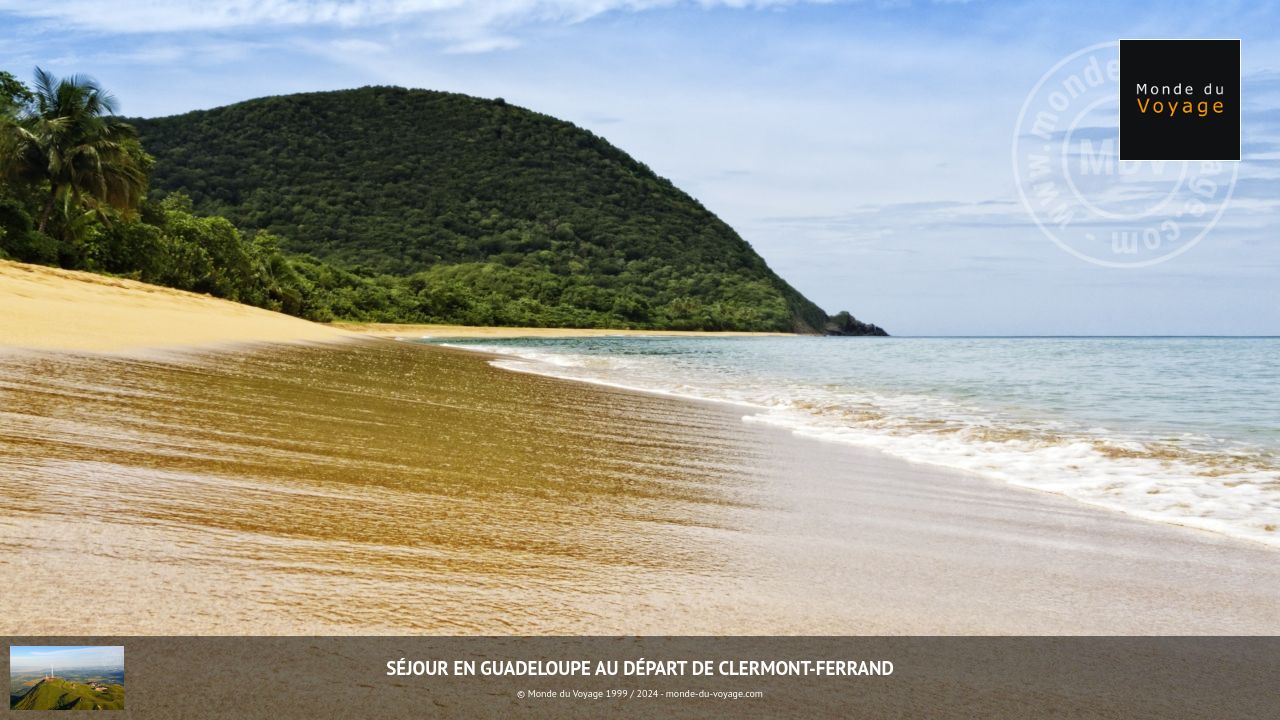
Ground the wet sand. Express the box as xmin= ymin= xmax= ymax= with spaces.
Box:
xmin=2 ymin=338 xmax=1277 ymax=635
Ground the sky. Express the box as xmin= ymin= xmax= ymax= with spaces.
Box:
xmin=9 ymin=646 xmax=124 ymax=671
xmin=1 ymin=0 xmax=1278 ymax=334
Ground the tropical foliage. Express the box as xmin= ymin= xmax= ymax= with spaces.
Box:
xmin=3 ymin=71 xmax=881 ymax=333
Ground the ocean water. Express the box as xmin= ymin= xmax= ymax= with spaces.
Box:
xmin=429 ymin=336 xmax=1280 ymax=547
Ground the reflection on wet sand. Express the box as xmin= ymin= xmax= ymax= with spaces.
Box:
xmin=0 ymin=339 xmax=768 ymax=633
xmin=4 ymin=338 xmax=1280 ymax=635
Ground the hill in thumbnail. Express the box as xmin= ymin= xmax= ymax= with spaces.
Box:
xmin=10 ymin=677 xmax=123 ymax=711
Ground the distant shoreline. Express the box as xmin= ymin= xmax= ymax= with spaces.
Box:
xmin=338 ymin=322 xmax=795 ymax=340
xmin=0 ymin=259 xmax=795 ymax=354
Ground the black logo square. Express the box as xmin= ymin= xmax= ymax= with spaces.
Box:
xmin=1120 ymin=39 xmax=1240 ymax=160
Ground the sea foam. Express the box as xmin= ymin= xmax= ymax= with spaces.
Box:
xmin=439 ymin=338 xmax=1280 ymax=548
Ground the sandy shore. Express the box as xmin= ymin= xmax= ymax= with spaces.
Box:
xmin=0 ymin=260 xmax=790 ymax=353
xmin=0 ymin=260 xmax=352 ymax=351
xmin=2 ymin=337 xmax=1277 ymax=635
xmin=1 ymin=264 xmax=1277 ymax=634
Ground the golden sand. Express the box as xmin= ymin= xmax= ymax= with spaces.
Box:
xmin=2 ymin=338 xmax=1279 ymax=635
xmin=2 ymin=263 xmax=1278 ymax=635
xmin=0 ymin=260 xmax=352 ymax=352
xmin=0 ymin=260 xmax=791 ymax=354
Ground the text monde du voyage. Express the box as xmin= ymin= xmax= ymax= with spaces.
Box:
xmin=1134 ymin=82 xmax=1228 ymax=118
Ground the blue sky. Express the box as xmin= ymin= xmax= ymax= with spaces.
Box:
xmin=9 ymin=646 xmax=124 ymax=671
xmin=1 ymin=0 xmax=1277 ymax=334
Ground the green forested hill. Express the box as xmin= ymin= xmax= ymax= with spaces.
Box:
xmin=129 ymin=87 xmax=831 ymax=332
xmin=11 ymin=678 xmax=124 ymax=710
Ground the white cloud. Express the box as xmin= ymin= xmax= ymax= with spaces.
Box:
xmin=442 ymin=35 xmax=523 ymax=54
xmin=330 ymin=37 xmax=390 ymax=54
xmin=0 ymin=1 xmax=824 ymax=35
xmin=0 ymin=1 xmax=838 ymax=57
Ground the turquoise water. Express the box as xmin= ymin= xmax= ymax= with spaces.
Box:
xmin=425 ymin=336 xmax=1280 ymax=547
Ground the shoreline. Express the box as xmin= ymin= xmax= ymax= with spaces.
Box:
xmin=337 ymin=322 xmax=797 ymax=339
xmin=435 ymin=339 xmax=1280 ymax=552
xmin=2 ymin=264 xmax=1277 ymax=634
xmin=2 ymin=337 xmax=1278 ymax=634
xmin=0 ymin=260 xmax=795 ymax=353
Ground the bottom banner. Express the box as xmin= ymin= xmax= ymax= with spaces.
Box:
xmin=4 ymin=637 xmax=1277 ymax=718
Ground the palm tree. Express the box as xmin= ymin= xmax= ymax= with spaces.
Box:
xmin=3 ymin=67 xmax=147 ymax=237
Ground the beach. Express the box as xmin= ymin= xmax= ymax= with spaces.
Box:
xmin=0 ymin=260 xmax=787 ymax=351
xmin=0 ymin=260 xmax=353 ymax=352
xmin=1 ymin=261 xmax=1278 ymax=635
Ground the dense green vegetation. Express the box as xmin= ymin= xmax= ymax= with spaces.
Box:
xmin=131 ymin=86 xmax=850 ymax=331
xmin=10 ymin=678 xmax=124 ymax=710
xmin=0 ymin=69 xmax=362 ymax=321
xmin=3 ymin=69 xmax=884 ymax=333
xmin=827 ymin=310 xmax=887 ymax=336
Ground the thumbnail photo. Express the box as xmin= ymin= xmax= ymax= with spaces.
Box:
xmin=9 ymin=646 xmax=124 ymax=711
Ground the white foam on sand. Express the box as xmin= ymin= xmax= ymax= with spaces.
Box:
xmin=445 ymin=342 xmax=1280 ymax=549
